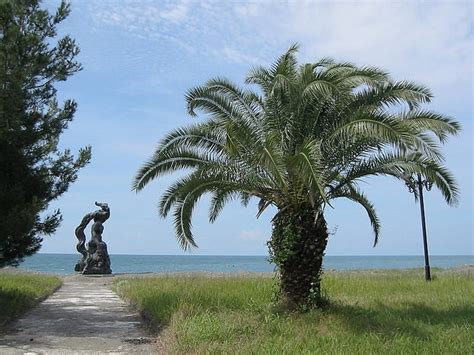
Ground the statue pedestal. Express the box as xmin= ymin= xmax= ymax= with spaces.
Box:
xmin=78 ymin=241 xmax=112 ymax=275
xmin=74 ymin=259 xmax=86 ymax=272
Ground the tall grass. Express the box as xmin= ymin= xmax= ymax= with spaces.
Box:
xmin=115 ymin=270 xmax=473 ymax=354
xmin=0 ymin=273 xmax=62 ymax=325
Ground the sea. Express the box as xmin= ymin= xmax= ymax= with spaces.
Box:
xmin=16 ymin=254 xmax=473 ymax=275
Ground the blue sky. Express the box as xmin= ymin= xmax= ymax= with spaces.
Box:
xmin=40 ymin=0 xmax=472 ymax=256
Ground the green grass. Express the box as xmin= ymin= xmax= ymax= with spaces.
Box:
xmin=115 ymin=270 xmax=473 ymax=354
xmin=0 ymin=272 xmax=62 ymax=325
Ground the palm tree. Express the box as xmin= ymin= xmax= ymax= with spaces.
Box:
xmin=133 ymin=44 xmax=460 ymax=309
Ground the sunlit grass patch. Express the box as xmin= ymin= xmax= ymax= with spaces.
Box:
xmin=115 ymin=270 xmax=473 ymax=354
xmin=0 ymin=272 xmax=62 ymax=325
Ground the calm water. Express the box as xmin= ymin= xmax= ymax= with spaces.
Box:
xmin=15 ymin=254 xmax=473 ymax=275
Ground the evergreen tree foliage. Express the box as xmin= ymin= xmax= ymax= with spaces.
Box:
xmin=0 ymin=0 xmax=91 ymax=267
xmin=134 ymin=45 xmax=460 ymax=308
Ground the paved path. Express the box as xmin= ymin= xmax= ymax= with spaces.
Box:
xmin=0 ymin=275 xmax=158 ymax=354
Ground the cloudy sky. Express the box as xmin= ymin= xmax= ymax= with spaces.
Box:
xmin=41 ymin=0 xmax=472 ymax=256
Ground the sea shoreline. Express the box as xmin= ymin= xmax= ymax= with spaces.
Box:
xmin=2 ymin=264 xmax=472 ymax=278
xmin=8 ymin=254 xmax=473 ymax=276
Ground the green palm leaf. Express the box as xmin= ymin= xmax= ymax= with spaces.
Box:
xmin=134 ymin=44 xmax=460 ymax=252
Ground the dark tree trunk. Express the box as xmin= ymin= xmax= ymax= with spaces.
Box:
xmin=268 ymin=206 xmax=329 ymax=309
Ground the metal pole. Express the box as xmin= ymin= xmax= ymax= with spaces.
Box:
xmin=417 ymin=174 xmax=431 ymax=281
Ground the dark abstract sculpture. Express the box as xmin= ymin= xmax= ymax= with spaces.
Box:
xmin=74 ymin=202 xmax=112 ymax=274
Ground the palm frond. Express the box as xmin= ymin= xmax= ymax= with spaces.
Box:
xmin=157 ymin=122 xmax=225 ymax=156
xmin=258 ymin=133 xmax=287 ymax=189
xmin=287 ymin=139 xmax=328 ymax=205
xmin=335 ymin=152 xmax=459 ymax=206
xmin=398 ymin=111 xmax=461 ymax=143
xmin=332 ymin=184 xmax=380 ymax=245
xmin=336 ymin=66 xmax=390 ymax=87
xmin=301 ymin=78 xmax=339 ymax=102
xmin=171 ymin=176 xmax=236 ymax=250
xmin=209 ymin=189 xmax=237 ymax=222
xmin=245 ymin=65 xmax=273 ymax=94
xmin=326 ymin=113 xmax=415 ymax=149
xmin=185 ymin=86 xmax=241 ymax=121
xmin=269 ymin=43 xmax=299 ymax=79
xmin=133 ymin=148 xmax=223 ymax=191
xmin=350 ymin=81 xmax=432 ymax=111
xmin=201 ymin=78 xmax=263 ymax=130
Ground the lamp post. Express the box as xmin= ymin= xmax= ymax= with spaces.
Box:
xmin=404 ymin=173 xmax=433 ymax=281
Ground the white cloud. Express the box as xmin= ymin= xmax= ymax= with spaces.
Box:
xmin=235 ymin=1 xmax=472 ymax=113
xmin=79 ymin=0 xmax=472 ymax=114
xmin=234 ymin=3 xmax=260 ymax=17
xmin=86 ymin=0 xmax=189 ymax=25
xmin=161 ymin=2 xmax=188 ymax=23
xmin=216 ymin=46 xmax=263 ymax=65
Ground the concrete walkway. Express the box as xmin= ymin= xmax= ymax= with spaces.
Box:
xmin=0 ymin=275 xmax=158 ymax=354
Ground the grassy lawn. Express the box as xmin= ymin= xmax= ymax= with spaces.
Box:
xmin=0 ymin=272 xmax=62 ymax=326
xmin=115 ymin=270 xmax=473 ymax=354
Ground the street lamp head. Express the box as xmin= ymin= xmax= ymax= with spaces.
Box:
xmin=425 ymin=180 xmax=433 ymax=191
xmin=401 ymin=171 xmax=416 ymax=193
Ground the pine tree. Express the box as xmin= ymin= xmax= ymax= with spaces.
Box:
xmin=0 ymin=0 xmax=91 ymax=267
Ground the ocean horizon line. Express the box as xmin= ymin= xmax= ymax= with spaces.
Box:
xmin=18 ymin=254 xmax=472 ymax=275
xmin=36 ymin=252 xmax=473 ymax=258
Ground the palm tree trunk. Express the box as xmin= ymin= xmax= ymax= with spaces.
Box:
xmin=268 ymin=205 xmax=329 ymax=309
